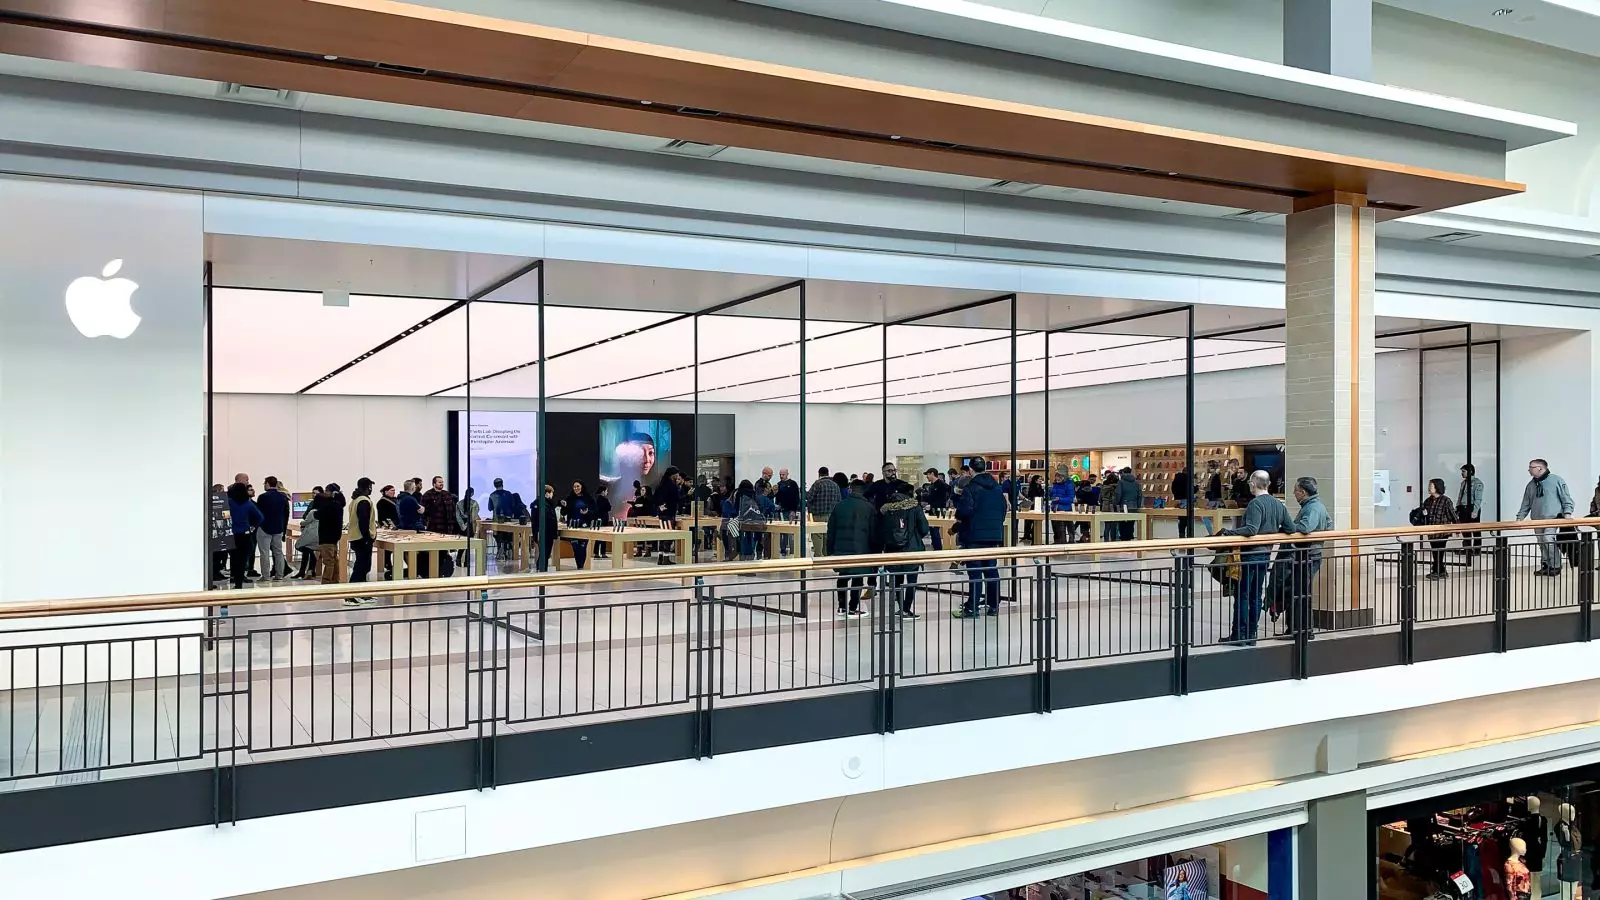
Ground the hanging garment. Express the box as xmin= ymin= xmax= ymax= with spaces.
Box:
xmin=1524 ymin=815 xmax=1550 ymax=872
xmin=1556 ymin=822 xmax=1582 ymax=884
xmin=1480 ymin=835 xmax=1509 ymax=900
xmin=1467 ymin=841 xmax=1485 ymax=897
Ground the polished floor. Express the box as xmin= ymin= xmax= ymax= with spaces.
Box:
xmin=0 ymin=537 xmax=1582 ymax=791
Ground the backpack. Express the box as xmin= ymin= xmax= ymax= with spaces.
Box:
xmin=883 ymin=508 xmax=914 ymax=552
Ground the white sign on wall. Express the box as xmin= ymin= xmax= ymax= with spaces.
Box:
xmin=1374 ymin=469 xmax=1392 ymax=508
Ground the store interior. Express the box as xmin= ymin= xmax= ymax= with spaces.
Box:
xmin=205 ymin=234 xmax=1549 ymax=579
xmin=1374 ymin=763 xmax=1600 ymax=900
xmin=952 ymin=832 xmax=1287 ymax=900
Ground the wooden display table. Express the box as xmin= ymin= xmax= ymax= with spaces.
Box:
xmin=479 ymin=520 xmax=532 ymax=568
xmin=376 ymin=529 xmax=487 ymax=582
xmin=1142 ymin=507 xmax=1244 ymax=535
xmin=1013 ymin=510 xmax=1148 ymax=552
xmin=559 ymin=526 xmax=692 ymax=573
xmin=926 ymin=515 xmax=1011 ymax=548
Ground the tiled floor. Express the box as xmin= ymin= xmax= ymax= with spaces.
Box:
xmin=0 ymin=541 xmax=1583 ymax=791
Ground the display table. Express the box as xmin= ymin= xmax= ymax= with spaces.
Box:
xmin=1013 ymin=510 xmax=1148 ymax=553
xmin=376 ymin=529 xmax=487 ymax=583
xmin=478 ymin=520 xmax=532 ymax=568
xmin=1142 ymin=507 xmax=1243 ymax=535
xmin=558 ymin=526 xmax=692 ymax=574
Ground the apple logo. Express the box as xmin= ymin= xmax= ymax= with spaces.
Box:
xmin=65 ymin=259 xmax=141 ymax=339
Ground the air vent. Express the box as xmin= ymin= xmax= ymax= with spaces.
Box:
xmin=980 ymin=180 xmax=1042 ymax=196
xmin=1424 ymin=231 xmax=1478 ymax=244
xmin=657 ymin=139 xmax=728 ymax=159
xmin=1223 ymin=210 xmax=1278 ymax=223
xmin=675 ymin=106 xmax=722 ymax=117
xmin=215 ymin=83 xmax=300 ymax=107
xmin=374 ymin=61 xmax=430 ymax=76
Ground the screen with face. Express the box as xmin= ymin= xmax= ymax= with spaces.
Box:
xmin=598 ymin=418 xmax=671 ymax=491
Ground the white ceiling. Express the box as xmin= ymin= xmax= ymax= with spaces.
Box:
xmin=1378 ymin=0 xmax=1600 ymax=61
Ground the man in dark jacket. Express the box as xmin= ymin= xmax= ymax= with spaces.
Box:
xmin=1116 ymin=467 xmax=1143 ymax=541
xmin=310 ymin=483 xmax=346 ymax=584
xmin=420 ymin=475 xmax=458 ymax=578
xmin=955 ymin=458 xmax=1007 ymax=617
xmin=919 ymin=468 xmax=952 ymax=512
xmin=825 ymin=480 xmax=880 ymax=616
xmin=880 ymin=480 xmax=930 ymax=618
xmin=774 ymin=467 xmax=801 ymax=557
xmin=255 ymin=476 xmax=292 ymax=580
xmin=1170 ymin=467 xmax=1194 ymax=538
xmin=866 ymin=462 xmax=899 ymax=509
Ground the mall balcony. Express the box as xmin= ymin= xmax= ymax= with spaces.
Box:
xmin=5 ymin=0 xmax=1600 ymax=898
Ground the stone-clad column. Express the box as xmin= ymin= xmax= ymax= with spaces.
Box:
xmin=1284 ymin=193 xmax=1375 ymax=627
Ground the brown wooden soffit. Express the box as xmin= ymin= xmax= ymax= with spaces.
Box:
xmin=0 ymin=0 xmax=1521 ymax=218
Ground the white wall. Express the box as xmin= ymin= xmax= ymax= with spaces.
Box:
xmin=0 ymin=176 xmax=203 ymax=601
xmin=1500 ymin=332 xmax=1597 ymax=515
xmin=212 ymin=394 xmax=923 ymax=494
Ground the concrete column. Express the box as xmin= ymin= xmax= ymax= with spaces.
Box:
xmin=1284 ymin=0 xmax=1373 ymax=80
xmin=1284 ymin=193 xmax=1375 ymax=627
xmin=1298 ymin=791 xmax=1368 ymax=900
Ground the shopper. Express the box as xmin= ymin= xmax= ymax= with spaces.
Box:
xmin=1420 ymin=477 xmax=1457 ymax=581
xmin=345 ymin=478 xmax=377 ymax=603
xmin=1020 ymin=474 xmax=1046 ymax=545
xmin=455 ymin=486 xmax=480 ymax=569
xmin=397 ymin=479 xmax=424 ymax=530
xmin=865 ymin=462 xmax=899 ymax=510
xmin=593 ymin=483 xmax=613 ymax=560
xmin=226 ymin=483 xmax=263 ymax=590
xmin=1170 ymin=466 xmax=1194 ymax=538
xmin=1047 ymin=467 xmax=1074 ymax=544
xmin=919 ymin=468 xmax=951 ymax=513
xmin=293 ymin=507 xmax=320 ymax=579
xmin=1277 ymin=476 xmax=1332 ymax=637
xmin=1516 ymin=458 xmax=1576 ymax=576
xmin=311 ymin=482 xmax=346 ymax=584
xmin=825 ymin=479 xmax=879 ymax=616
xmin=880 ymin=480 xmax=929 ymax=618
xmin=954 ymin=458 xmax=1006 ymax=618
xmin=1098 ymin=471 xmax=1121 ymax=541
xmin=1217 ymin=471 xmax=1289 ymax=646
xmin=1228 ymin=463 xmax=1251 ymax=507
xmin=536 ymin=484 xmax=560 ymax=572
xmin=421 ymin=475 xmax=457 ymax=578
xmin=1203 ymin=459 xmax=1224 ymax=508
xmin=832 ymin=471 xmax=849 ymax=495
xmin=1116 ymin=466 xmax=1142 ymax=541
xmin=755 ymin=466 xmax=774 ymax=497
xmin=1074 ymin=474 xmax=1098 ymax=541
xmin=1456 ymin=463 xmax=1485 ymax=560
xmin=254 ymin=476 xmax=291 ymax=580
xmin=807 ymin=466 xmax=842 ymax=521
xmin=772 ymin=467 xmax=801 ymax=556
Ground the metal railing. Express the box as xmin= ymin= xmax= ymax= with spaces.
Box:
xmin=0 ymin=519 xmax=1594 ymax=798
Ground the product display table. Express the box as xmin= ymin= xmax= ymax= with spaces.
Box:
xmin=1013 ymin=510 xmax=1149 ymax=553
xmin=558 ymin=526 xmax=692 ymax=575
xmin=925 ymin=515 xmax=1011 ymax=549
xmin=376 ymin=530 xmax=487 ymax=584
xmin=478 ymin=520 xmax=532 ymax=567
xmin=1142 ymin=507 xmax=1243 ymax=535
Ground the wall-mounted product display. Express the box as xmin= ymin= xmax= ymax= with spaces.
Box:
xmin=948 ymin=442 xmax=1288 ymax=506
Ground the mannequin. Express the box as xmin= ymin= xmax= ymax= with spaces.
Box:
xmin=1507 ymin=837 xmax=1533 ymax=900
xmin=1556 ymin=802 xmax=1580 ymax=900
xmin=1523 ymin=796 xmax=1550 ymax=895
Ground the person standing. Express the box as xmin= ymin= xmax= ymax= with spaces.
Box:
xmin=293 ymin=507 xmax=320 ymax=579
xmin=1228 ymin=463 xmax=1251 ymax=507
xmin=1021 ymin=474 xmax=1046 ymax=545
xmin=1217 ymin=471 xmax=1290 ymax=646
xmin=593 ymin=483 xmax=613 ymax=560
xmin=397 ymin=479 xmax=424 ymax=530
xmin=344 ymin=478 xmax=377 ymax=603
xmin=1203 ymin=459 xmax=1224 ymax=509
xmin=735 ymin=479 xmax=766 ymax=560
xmin=824 ymin=479 xmax=879 ymax=616
xmin=485 ymin=477 xmax=516 ymax=566
xmin=311 ymin=482 xmax=346 ymax=585
xmin=808 ymin=467 xmax=842 ymax=520
xmin=1098 ymin=471 xmax=1121 ymax=541
xmin=1170 ymin=466 xmax=1194 ymax=539
xmin=754 ymin=466 xmax=774 ymax=498
xmin=1116 ymin=466 xmax=1143 ymax=541
xmin=1280 ymin=476 xmax=1332 ymax=637
xmin=1457 ymin=463 xmax=1485 ymax=559
xmin=1420 ymin=478 xmax=1458 ymax=581
xmin=774 ymin=467 xmax=801 ymax=557
xmin=225 ymin=483 xmax=263 ymax=590
xmin=536 ymin=484 xmax=559 ymax=572
xmin=1516 ymin=458 xmax=1575 ymax=576
xmin=920 ymin=467 xmax=951 ymax=513
xmin=866 ymin=462 xmax=899 ymax=509
xmin=456 ymin=486 xmax=480 ymax=569
xmin=421 ymin=475 xmax=458 ymax=578
xmin=954 ymin=458 xmax=1006 ymax=618
xmin=879 ymin=480 xmax=930 ymax=618
xmin=255 ymin=476 xmax=291 ymax=580
xmin=1048 ymin=467 xmax=1074 ymax=545
xmin=375 ymin=484 xmax=399 ymax=579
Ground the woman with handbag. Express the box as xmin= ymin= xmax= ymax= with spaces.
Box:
xmin=1457 ymin=463 xmax=1484 ymax=559
xmin=1420 ymin=478 xmax=1457 ymax=581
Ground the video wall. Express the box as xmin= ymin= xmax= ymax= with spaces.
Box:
xmin=448 ymin=410 xmax=734 ymax=505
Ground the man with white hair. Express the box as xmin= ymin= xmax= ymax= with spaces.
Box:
xmin=1217 ymin=470 xmax=1290 ymax=646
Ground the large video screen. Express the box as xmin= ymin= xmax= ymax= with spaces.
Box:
xmin=448 ymin=410 xmax=538 ymax=509
xmin=597 ymin=418 xmax=672 ymax=493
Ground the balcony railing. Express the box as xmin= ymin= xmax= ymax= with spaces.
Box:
xmin=0 ymin=519 xmax=1594 ymax=851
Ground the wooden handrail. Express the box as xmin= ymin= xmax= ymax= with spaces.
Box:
xmin=0 ymin=517 xmax=1591 ymax=620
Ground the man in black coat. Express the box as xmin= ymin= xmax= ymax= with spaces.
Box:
xmin=825 ymin=480 xmax=880 ymax=616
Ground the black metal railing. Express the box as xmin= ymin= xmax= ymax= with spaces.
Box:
xmin=1 ymin=521 xmax=1595 ymax=800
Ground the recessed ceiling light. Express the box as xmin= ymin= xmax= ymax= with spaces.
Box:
xmin=1491 ymin=8 xmax=1513 ymax=16
xmin=889 ymin=135 xmax=902 ymax=140
xmin=323 ymin=54 xmax=338 ymax=61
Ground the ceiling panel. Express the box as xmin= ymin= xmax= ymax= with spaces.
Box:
xmin=544 ymin=261 xmax=794 ymax=315
xmin=311 ymin=305 xmax=469 ymax=396
xmin=212 ymin=289 xmax=456 ymax=394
